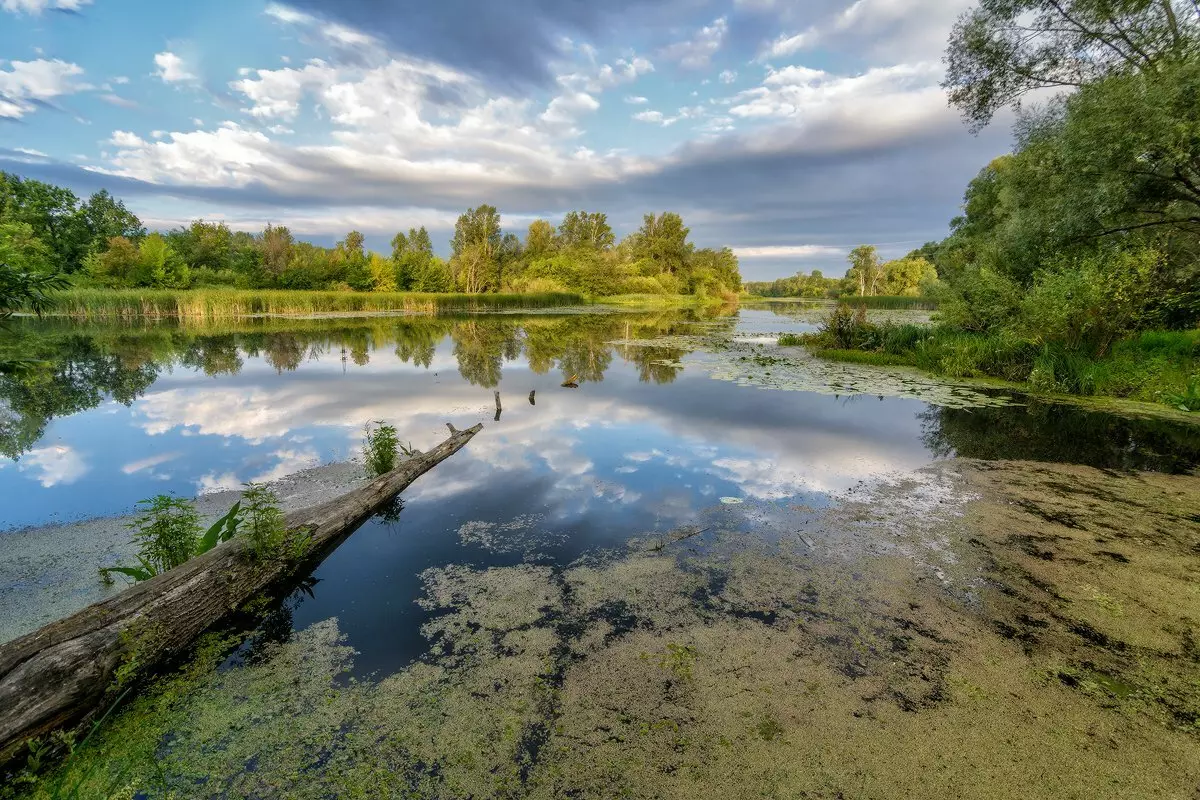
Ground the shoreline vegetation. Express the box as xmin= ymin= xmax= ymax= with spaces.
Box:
xmin=781 ymin=302 xmax=1200 ymax=414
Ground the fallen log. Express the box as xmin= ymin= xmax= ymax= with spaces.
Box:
xmin=0 ymin=422 xmax=483 ymax=766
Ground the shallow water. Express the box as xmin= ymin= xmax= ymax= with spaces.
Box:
xmin=2 ymin=309 xmax=1198 ymax=655
xmin=5 ymin=307 xmax=1200 ymax=798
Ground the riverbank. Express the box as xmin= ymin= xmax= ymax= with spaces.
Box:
xmin=791 ymin=326 xmax=1200 ymax=415
xmin=11 ymin=457 xmax=1199 ymax=799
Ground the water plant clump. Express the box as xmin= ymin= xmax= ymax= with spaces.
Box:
xmin=363 ymin=421 xmax=401 ymax=476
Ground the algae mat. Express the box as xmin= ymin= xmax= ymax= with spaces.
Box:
xmin=609 ymin=328 xmax=1016 ymax=409
xmin=11 ymin=460 xmax=1200 ymax=799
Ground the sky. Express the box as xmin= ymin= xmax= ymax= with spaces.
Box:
xmin=0 ymin=0 xmax=1013 ymax=279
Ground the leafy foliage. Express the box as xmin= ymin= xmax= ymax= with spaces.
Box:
xmin=363 ymin=421 xmax=401 ymax=477
xmin=241 ymin=483 xmax=287 ymax=560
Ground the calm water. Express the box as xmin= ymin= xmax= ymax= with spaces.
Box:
xmin=2 ymin=308 xmax=1198 ymax=675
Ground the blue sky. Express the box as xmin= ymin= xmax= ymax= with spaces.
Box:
xmin=0 ymin=0 xmax=1013 ymax=278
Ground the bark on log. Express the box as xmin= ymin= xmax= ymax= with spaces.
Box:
xmin=0 ymin=422 xmax=483 ymax=765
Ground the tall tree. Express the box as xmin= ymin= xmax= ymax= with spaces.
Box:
xmin=557 ymin=211 xmax=615 ymax=251
xmin=524 ymin=219 xmax=556 ymax=259
xmin=451 ymin=205 xmax=502 ymax=292
xmin=259 ymin=224 xmax=294 ymax=276
xmin=846 ymin=245 xmax=883 ymax=296
xmin=944 ymin=0 xmax=1199 ymax=130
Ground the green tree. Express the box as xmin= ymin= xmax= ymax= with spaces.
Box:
xmin=451 ymin=205 xmax=501 ymax=293
xmin=259 ymin=224 xmax=294 ymax=277
xmin=845 ymin=245 xmax=883 ymax=296
xmin=524 ymin=219 xmax=556 ymax=259
xmin=944 ymin=0 xmax=1198 ymax=130
xmin=557 ymin=211 xmax=615 ymax=251
xmin=0 ymin=222 xmax=52 ymax=272
xmin=80 ymin=190 xmax=144 ymax=250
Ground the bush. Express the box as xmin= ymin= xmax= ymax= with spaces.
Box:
xmin=363 ymin=421 xmax=400 ymax=476
xmin=620 ymin=275 xmax=668 ymax=295
xmin=937 ymin=267 xmax=1022 ymax=332
xmin=241 ymin=483 xmax=286 ymax=559
xmin=1018 ymin=248 xmax=1160 ymax=356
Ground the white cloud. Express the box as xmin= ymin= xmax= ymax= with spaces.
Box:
xmin=719 ymin=69 xmax=737 ymax=84
xmin=1 ymin=0 xmax=89 ymax=12
xmin=19 ymin=445 xmax=88 ymax=487
xmin=758 ymin=0 xmax=973 ymax=62
xmin=0 ymin=58 xmax=89 ymax=119
xmin=632 ymin=105 xmax=705 ymax=127
xmin=660 ymin=16 xmax=728 ymax=69
xmin=733 ymin=245 xmax=846 ymax=258
xmin=121 ymin=452 xmax=182 ymax=475
xmin=624 ymin=95 xmax=649 ymax=105
xmin=113 ymin=75 xmax=130 ymax=84
xmin=540 ymin=90 xmax=600 ymax=134
xmin=154 ymin=51 xmax=197 ymax=83
xmin=100 ymin=93 xmax=138 ymax=109
xmin=727 ymin=62 xmax=947 ymax=143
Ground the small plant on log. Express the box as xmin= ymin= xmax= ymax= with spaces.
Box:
xmin=241 ymin=483 xmax=287 ymax=560
xmin=99 ymin=500 xmax=242 ymax=584
xmin=363 ymin=421 xmax=400 ymax=476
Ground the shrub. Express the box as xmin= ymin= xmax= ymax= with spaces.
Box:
xmin=363 ymin=421 xmax=400 ymax=476
xmin=100 ymin=496 xmax=241 ymax=583
xmin=937 ymin=267 xmax=1022 ymax=332
xmin=241 ymin=483 xmax=287 ymax=559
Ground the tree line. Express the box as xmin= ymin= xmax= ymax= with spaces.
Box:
xmin=0 ymin=176 xmax=742 ymax=298
xmin=745 ymin=247 xmax=940 ymax=299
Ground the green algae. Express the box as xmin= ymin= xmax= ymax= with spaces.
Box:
xmin=608 ymin=326 xmax=1017 ymax=409
xmin=16 ymin=461 xmax=1200 ymax=799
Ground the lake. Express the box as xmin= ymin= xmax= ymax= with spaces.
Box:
xmin=3 ymin=306 xmax=1200 ymax=798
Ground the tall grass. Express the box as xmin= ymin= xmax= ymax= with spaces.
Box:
xmin=47 ymin=289 xmax=588 ymax=320
xmin=835 ymin=295 xmax=938 ymax=310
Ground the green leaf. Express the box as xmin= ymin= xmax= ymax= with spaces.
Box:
xmin=197 ymin=501 xmax=242 ymax=555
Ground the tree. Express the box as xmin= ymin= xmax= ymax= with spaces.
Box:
xmin=259 ymin=224 xmax=294 ymax=276
xmin=557 ymin=211 xmax=615 ymax=251
xmin=630 ymin=212 xmax=692 ymax=276
xmin=944 ymin=0 xmax=1199 ymax=130
xmin=845 ymin=245 xmax=883 ymax=296
xmin=368 ymin=252 xmax=396 ymax=292
xmin=137 ymin=233 xmax=189 ymax=287
xmin=80 ymin=190 xmax=144 ymax=249
xmin=0 ymin=222 xmax=52 ymax=273
xmin=88 ymin=236 xmax=141 ymax=284
xmin=525 ymin=220 xmax=556 ymax=259
xmin=883 ymin=256 xmax=938 ymax=296
xmin=451 ymin=205 xmax=502 ymax=292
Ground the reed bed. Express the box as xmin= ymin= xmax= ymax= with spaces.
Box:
xmin=47 ymin=289 xmax=588 ymax=320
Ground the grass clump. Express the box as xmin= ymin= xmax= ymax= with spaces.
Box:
xmin=363 ymin=421 xmax=401 ymax=477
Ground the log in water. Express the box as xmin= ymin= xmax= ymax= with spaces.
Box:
xmin=0 ymin=422 xmax=483 ymax=765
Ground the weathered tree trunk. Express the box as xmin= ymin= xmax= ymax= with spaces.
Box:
xmin=0 ymin=423 xmax=482 ymax=766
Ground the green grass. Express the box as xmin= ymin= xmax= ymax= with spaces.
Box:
xmin=811 ymin=348 xmax=915 ymax=367
xmin=45 ymin=289 xmax=588 ymax=320
xmin=834 ymin=295 xmax=939 ymax=310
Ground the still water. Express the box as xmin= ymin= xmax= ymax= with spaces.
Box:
xmin=2 ymin=308 xmax=1198 ymax=676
